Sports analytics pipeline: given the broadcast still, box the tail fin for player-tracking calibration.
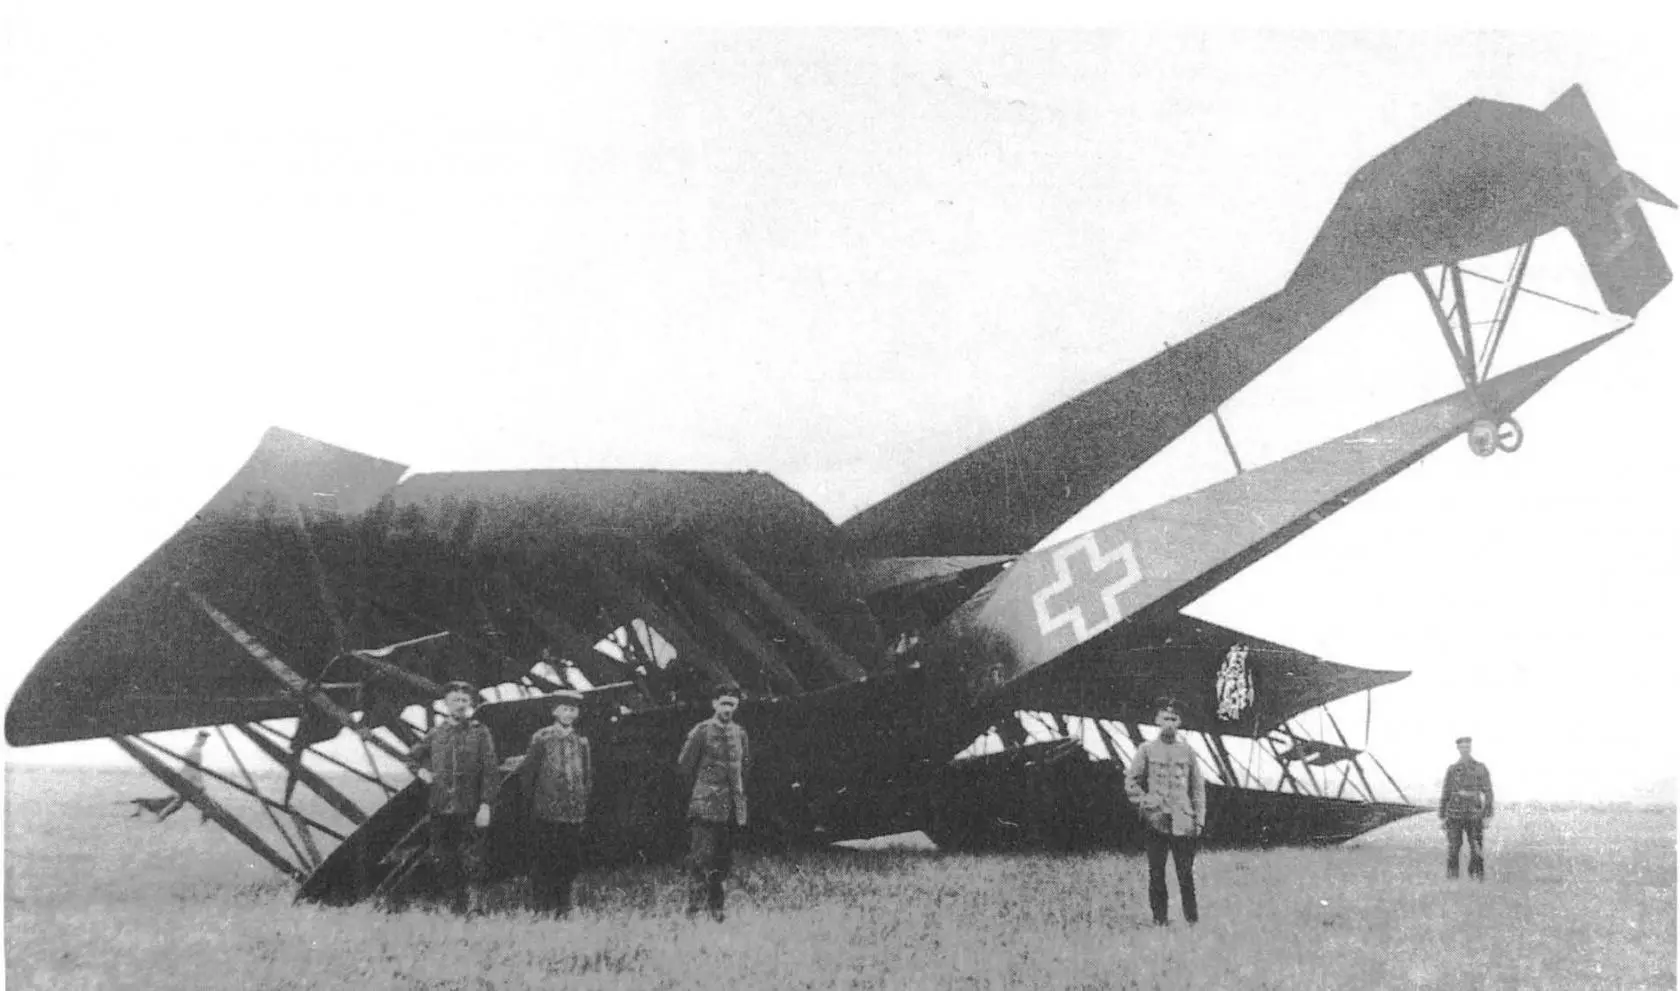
[1547,85,1673,316]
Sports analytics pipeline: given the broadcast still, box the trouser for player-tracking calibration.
[1145,830,1199,924]
[687,818,735,913]
[1445,817,1485,879]
[529,820,583,916]
[428,813,480,913]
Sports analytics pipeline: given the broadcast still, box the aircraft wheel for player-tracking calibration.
[1467,419,1498,457]
[1496,416,1524,453]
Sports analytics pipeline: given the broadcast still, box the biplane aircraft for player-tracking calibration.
[5,84,1670,906]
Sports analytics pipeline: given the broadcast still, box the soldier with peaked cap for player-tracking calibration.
[677,684,750,921]
[1439,735,1494,880]
[1125,697,1206,925]
[511,688,593,917]
[405,680,500,915]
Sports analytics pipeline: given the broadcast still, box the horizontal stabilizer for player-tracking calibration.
[1625,171,1676,210]
[950,329,1619,690]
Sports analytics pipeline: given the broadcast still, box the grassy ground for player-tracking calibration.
[5,763,1674,990]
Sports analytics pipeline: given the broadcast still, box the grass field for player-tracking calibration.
[5,763,1674,990]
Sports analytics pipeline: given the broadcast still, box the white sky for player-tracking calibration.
[2,11,1676,805]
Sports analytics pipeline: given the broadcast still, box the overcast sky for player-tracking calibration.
[3,13,1675,804]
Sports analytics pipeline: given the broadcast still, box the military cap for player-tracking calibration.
[711,684,742,701]
[1455,735,1472,744]
[441,680,477,697]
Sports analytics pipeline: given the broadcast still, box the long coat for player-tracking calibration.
[677,718,749,826]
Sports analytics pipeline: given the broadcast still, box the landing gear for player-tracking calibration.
[1495,417,1524,453]
[1466,416,1523,457]
[1413,242,1537,458]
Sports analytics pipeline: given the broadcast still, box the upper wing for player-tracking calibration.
[5,428,408,745]
[5,432,873,746]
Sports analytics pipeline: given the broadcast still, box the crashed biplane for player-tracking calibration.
[5,84,1669,905]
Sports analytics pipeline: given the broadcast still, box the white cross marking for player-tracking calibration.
[1031,532,1143,643]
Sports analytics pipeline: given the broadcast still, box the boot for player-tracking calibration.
[707,872,727,921]
[465,887,488,918]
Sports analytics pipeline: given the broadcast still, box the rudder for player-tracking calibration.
[1547,84,1674,317]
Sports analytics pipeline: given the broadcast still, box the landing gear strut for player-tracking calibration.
[1413,242,1536,458]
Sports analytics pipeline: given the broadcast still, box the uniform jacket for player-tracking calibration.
[512,724,593,824]
[678,717,749,825]
[1125,737,1207,837]
[408,718,500,815]
[1439,758,1494,819]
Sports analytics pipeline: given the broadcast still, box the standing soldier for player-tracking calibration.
[1439,735,1494,881]
[156,729,212,822]
[512,689,593,917]
[406,681,500,915]
[677,685,749,921]
[1124,698,1206,926]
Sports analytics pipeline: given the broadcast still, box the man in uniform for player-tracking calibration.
[677,685,749,921]
[1124,698,1206,926]
[156,729,212,822]
[1439,735,1494,881]
[511,688,593,917]
[406,681,500,914]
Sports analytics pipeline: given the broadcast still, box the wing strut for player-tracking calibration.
[1479,242,1534,381]
[588,561,741,693]
[212,724,319,870]
[232,722,370,825]
[689,533,868,682]
[111,735,311,880]
[1212,408,1244,474]
[1411,241,1547,457]
[183,587,413,767]
[247,719,399,795]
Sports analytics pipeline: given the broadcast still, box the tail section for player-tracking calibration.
[843,86,1672,561]
[1546,84,1674,316]
[936,329,1621,693]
